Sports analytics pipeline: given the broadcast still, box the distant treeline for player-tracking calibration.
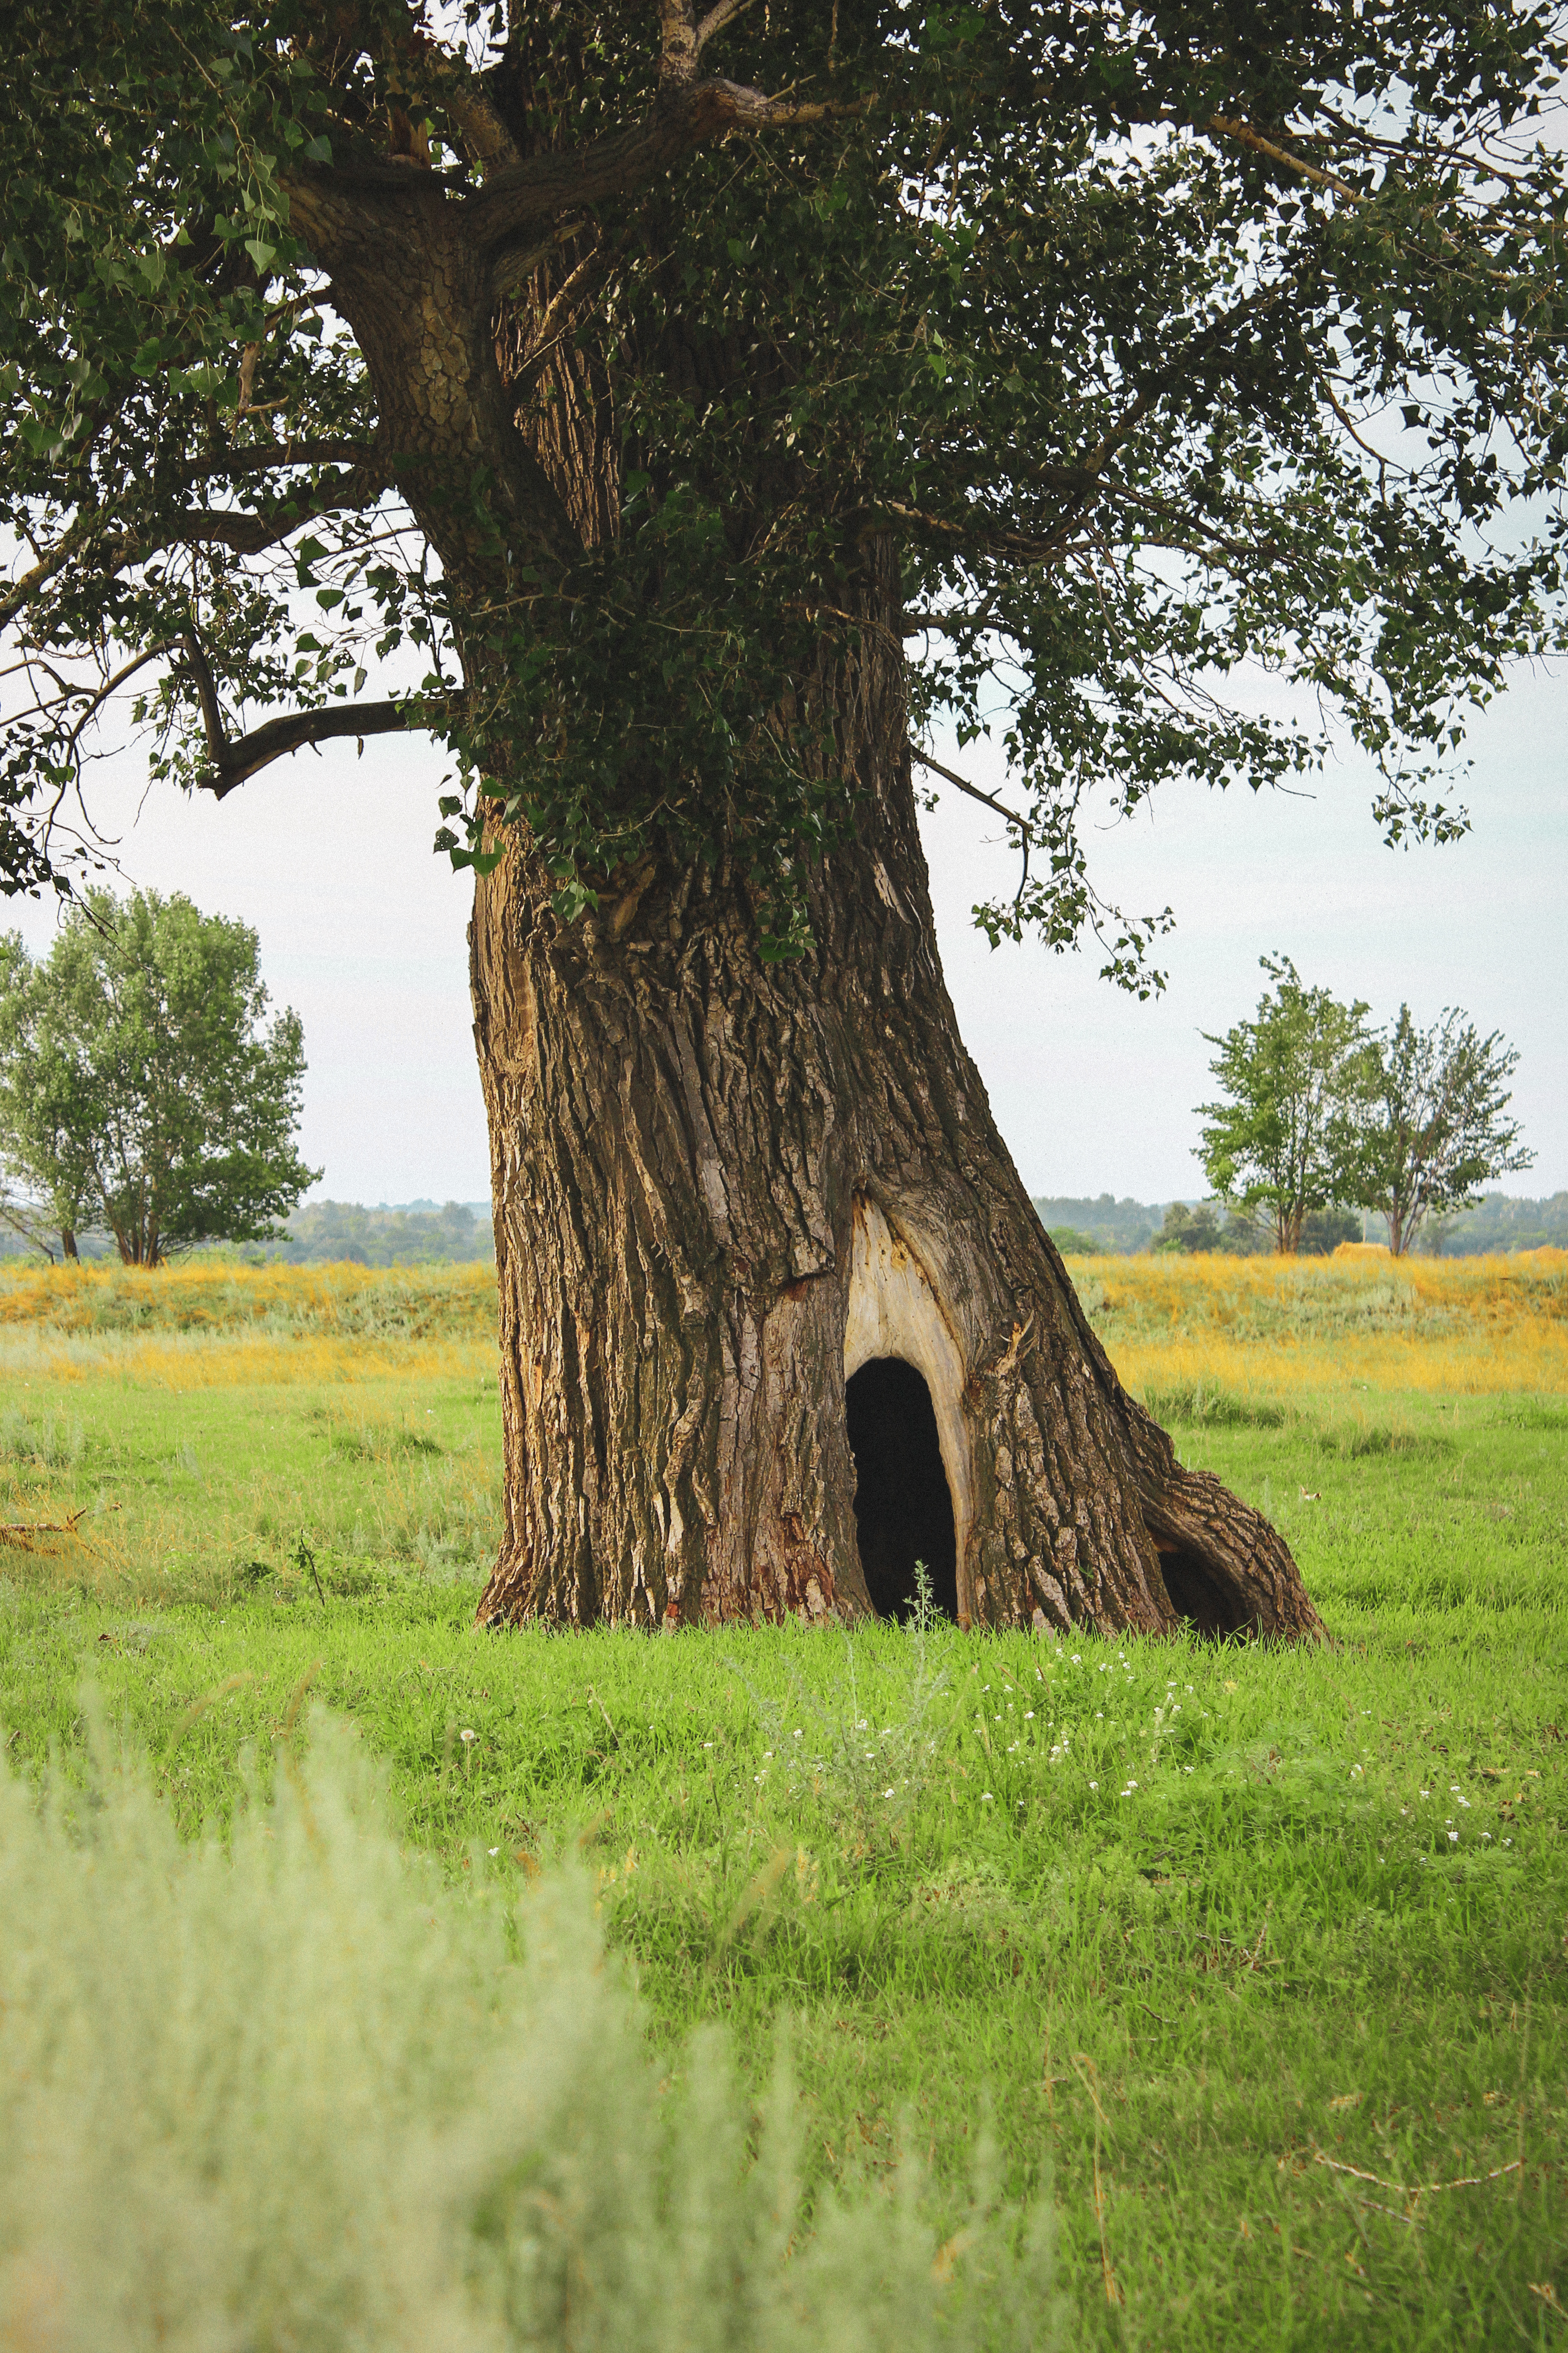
[265,1200,494,1266]
[1032,1196,1341,1257]
[8,1189,1560,1268]
[0,1198,494,1267]
[1033,1191,1568,1257]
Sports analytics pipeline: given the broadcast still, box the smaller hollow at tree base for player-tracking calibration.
[468,571,1323,1646]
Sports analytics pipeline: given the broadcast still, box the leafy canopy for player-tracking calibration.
[3,0,1567,977]
[0,888,319,1262]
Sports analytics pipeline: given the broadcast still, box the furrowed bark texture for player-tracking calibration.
[468,562,1321,1640]
[298,172,1320,1641]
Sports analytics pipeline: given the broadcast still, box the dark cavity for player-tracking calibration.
[845,1356,959,1623]
[1152,1538,1254,1638]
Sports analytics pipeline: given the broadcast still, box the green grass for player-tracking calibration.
[0,1372,503,1598]
[0,1342,1565,2345]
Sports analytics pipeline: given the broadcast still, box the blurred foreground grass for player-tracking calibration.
[1,1717,1055,2353]
[0,1251,1564,2347]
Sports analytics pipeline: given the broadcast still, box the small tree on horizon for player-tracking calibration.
[0,940,100,1258]
[1197,957,1375,1255]
[1154,1201,1224,1255]
[0,890,319,1264]
[1362,1007,1532,1257]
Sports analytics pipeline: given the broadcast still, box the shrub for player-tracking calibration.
[0,1713,1056,2352]
[738,1590,956,1853]
[1140,1381,1288,1430]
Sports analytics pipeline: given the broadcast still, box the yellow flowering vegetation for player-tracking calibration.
[0,1258,495,1387]
[1075,1244,1568,1402]
[2,1245,1564,1400]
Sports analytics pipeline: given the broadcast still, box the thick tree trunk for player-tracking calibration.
[299,186,1319,1641]
[469,579,1322,1642]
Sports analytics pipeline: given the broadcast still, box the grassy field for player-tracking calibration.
[1,1253,1564,2347]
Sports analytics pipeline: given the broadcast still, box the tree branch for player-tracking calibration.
[696,0,755,54]
[182,439,382,482]
[202,700,419,793]
[417,45,521,175]
[468,79,869,260]
[179,636,451,796]
[283,0,868,289]
[65,640,182,752]
[902,609,990,636]
[910,747,1036,838]
[499,227,609,345]
[156,460,391,558]
[1207,116,1366,205]
[1,447,387,633]
[0,1192,60,1264]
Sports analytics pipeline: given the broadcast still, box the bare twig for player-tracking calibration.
[0,1505,94,1548]
[910,746,1036,838]
[1314,2149,1522,2204]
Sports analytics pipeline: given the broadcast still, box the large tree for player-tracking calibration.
[4,1,1566,1636]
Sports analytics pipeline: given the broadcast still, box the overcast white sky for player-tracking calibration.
[4,659,1563,1204]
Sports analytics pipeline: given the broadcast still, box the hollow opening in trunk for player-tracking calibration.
[845,1356,959,1622]
[1152,1536,1255,1639]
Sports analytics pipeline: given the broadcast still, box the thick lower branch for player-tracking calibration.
[201,700,416,793]
[179,642,446,795]
[160,466,390,560]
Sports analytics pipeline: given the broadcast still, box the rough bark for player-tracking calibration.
[467,555,1322,1642]
[285,146,1321,1645]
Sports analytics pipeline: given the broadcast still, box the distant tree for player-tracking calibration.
[0,931,102,1259]
[1047,1226,1102,1258]
[275,1197,491,1268]
[1210,1205,1272,1258]
[1155,1202,1223,1255]
[1198,957,1376,1254]
[1298,1206,1361,1257]
[0,891,319,1264]
[1360,1008,1532,1257]
[1032,1198,1160,1255]
[1154,1200,1279,1256]
[1408,1190,1568,1257]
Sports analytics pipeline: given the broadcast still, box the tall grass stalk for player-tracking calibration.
[739,1575,954,1851]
